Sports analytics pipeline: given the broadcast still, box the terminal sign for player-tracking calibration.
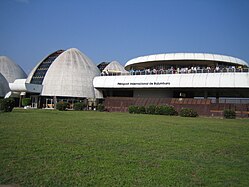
[117,82,170,86]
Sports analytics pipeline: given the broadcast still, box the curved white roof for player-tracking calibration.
[9,79,42,93]
[125,53,248,69]
[103,61,128,73]
[41,48,101,98]
[0,73,10,97]
[26,50,64,84]
[0,56,27,83]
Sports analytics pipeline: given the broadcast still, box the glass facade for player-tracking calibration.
[30,50,65,84]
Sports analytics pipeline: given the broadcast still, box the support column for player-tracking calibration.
[204,91,208,99]
[19,95,22,108]
[216,92,219,104]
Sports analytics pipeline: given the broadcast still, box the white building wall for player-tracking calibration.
[93,73,249,89]
[9,79,42,93]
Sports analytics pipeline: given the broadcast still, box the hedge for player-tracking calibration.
[179,108,198,117]
[97,103,105,112]
[146,105,156,114]
[129,105,177,115]
[0,98,15,112]
[56,101,69,111]
[223,109,236,119]
[73,102,86,111]
[128,105,138,114]
[22,98,31,107]
[128,105,146,114]
[155,105,178,115]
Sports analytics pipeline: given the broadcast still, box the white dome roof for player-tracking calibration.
[0,73,10,97]
[26,50,65,84]
[0,56,27,83]
[103,61,128,73]
[125,53,249,69]
[41,48,101,98]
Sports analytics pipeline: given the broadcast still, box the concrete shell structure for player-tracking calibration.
[0,56,27,83]
[103,61,128,74]
[0,73,9,97]
[125,53,248,70]
[27,48,102,98]
[26,50,65,84]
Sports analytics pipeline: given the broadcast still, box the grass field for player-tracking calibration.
[0,109,249,186]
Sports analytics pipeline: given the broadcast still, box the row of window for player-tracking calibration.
[31,53,61,84]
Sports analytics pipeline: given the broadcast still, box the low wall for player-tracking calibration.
[104,97,249,118]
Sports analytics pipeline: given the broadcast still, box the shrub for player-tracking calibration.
[179,108,198,117]
[128,105,137,114]
[164,105,177,115]
[0,98,15,112]
[129,105,177,115]
[155,106,162,115]
[22,98,31,107]
[56,101,69,111]
[146,105,156,114]
[97,103,105,112]
[73,102,86,111]
[138,106,146,114]
[128,105,146,114]
[155,105,178,115]
[223,109,236,119]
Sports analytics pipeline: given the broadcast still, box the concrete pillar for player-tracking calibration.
[204,91,208,99]
[216,93,219,104]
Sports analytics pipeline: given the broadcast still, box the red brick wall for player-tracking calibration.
[104,97,249,118]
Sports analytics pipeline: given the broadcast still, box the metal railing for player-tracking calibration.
[211,98,249,104]
[101,68,249,76]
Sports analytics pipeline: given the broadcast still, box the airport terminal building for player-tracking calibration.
[8,48,102,108]
[1,48,249,117]
[0,56,27,98]
[94,53,249,99]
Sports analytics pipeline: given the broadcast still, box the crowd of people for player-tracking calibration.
[101,65,248,76]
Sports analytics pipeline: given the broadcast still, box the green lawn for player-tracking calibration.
[0,109,249,186]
